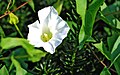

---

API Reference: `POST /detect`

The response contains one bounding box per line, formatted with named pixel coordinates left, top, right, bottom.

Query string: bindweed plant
left=0, top=0, right=120, bottom=75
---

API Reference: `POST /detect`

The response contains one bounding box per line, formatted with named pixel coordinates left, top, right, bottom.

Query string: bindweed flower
left=27, top=6, right=70, bottom=54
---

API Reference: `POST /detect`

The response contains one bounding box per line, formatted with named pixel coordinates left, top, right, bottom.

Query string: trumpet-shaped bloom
left=27, top=6, right=70, bottom=54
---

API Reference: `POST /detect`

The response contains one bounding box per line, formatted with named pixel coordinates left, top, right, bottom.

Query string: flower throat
left=41, top=27, right=52, bottom=42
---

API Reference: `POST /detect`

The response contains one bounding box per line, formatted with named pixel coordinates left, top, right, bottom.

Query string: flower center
left=41, top=28, right=52, bottom=42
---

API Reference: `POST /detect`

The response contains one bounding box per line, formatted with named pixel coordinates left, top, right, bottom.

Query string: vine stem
left=87, top=44, right=107, bottom=67
left=87, top=44, right=117, bottom=73
left=6, top=0, right=12, bottom=10
left=0, top=55, right=29, bottom=60
left=0, top=0, right=31, bottom=19
left=14, top=24, right=24, bottom=38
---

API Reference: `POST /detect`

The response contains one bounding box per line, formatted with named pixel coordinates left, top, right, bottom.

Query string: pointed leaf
left=11, top=55, right=27, bottom=75
left=100, top=1, right=120, bottom=29
left=78, top=0, right=104, bottom=44
left=93, top=41, right=111, bottom=60
left=0, top=26, right=5, bottom=37
left=107, top=31, right=119, bottom=52
left=53, top=0, right=63, bottom=15
left=0, top=65, right=9, bottom=75
left=10, top=0, right=15, bottom=9
left=110, top=36, right=120, bottom=66
left=100, top=67, right=111, bottom=75
left=114, top=57, right=120, bottom=75
left=28, top=0, right=35, bottom=12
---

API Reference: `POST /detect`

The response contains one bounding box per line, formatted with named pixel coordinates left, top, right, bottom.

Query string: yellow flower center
left=41, top=27, right=52, bottom=42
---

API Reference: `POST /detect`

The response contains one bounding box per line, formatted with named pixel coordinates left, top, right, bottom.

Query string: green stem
left=0, top=55, right=29, bottom=60
left=14, top=24, right=24, bottom=38
left=95, top=10, right=120, bottom=22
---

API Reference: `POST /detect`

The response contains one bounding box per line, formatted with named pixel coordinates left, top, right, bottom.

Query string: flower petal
left=47, top=7, right=59, bottom=32
left=49, top=22, right=70, bottom=50
left=49, top=39, right=62, bottom=51
left=27, top=20, right=43, bottom=47
left=42, top=42, right=54, bottom=54
left=57, top=25, right=70, bottom=39
left=28, top=20, right=40, bottom=29
left=38, top=6, right=54, bottom=24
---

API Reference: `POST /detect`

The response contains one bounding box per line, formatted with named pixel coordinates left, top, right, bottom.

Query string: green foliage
left=9, top=0, right=15, bottom=9
left=0, top=0, right=120, bottom=74
left=100, top=67, right=111, bottom=75
left=53, top=0, right=63, bottom=15
left=78, top=0, right=104, bottom=47
left=23, top=0, right=35, bottom=12
left=11, top=55, right=27, bottom=75
left=0, top=66, right=9, bottom=75
left=1, top=37, right=47, bottom=62
left=94, top=41, right=111, bottom=60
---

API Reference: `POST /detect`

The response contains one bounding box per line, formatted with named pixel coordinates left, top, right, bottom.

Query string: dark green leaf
left=67, top=21, right=77, bottom=33
left=78, top=0, right=104, bottom=45
left=100, top=67, right=111, bottom=75
left=114, top=57, right=120, bottom=75
left=111, top=36, right=120, bottom=66
left=0, top=26, right=5, bottom=37
left=10, top=0, right=15, bottom=9
left=107, top=31, right=119, bottom=52
left=100, top=1, right=120, bottom=29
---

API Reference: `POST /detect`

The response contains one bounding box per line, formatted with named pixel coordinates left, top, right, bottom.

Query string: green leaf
left=0, top=26, right=5, bottom=37
left=76, top=0, right=87, bottom=48
left=86, top=36, right=96, bottom=42
left=1, top=37, right=34, bottom=57
left=114, top=57, right=120, bottom=75
left=110, top=36, right=120, bottom=66
left=0, top=65, right=9, bottom=75
left=28, top=0, right=35, bottom=12
left=99, top=1, right=120, bottom=29
left=9, top=13, right=19, bottom=25
left=22, top=0, right=35, bottom=12
left=53, top=0, right=63, bottom=15
left=9, top=0, right=15, bottom=9
left=93, top=41, right=111, bottom=60
left=11, top=48, right=28, bottom=69
left=28, top=49, right=47, bottom=62
left=100, top=67, right=111, bottom=75
left=11, top=55, right=27, bottom=75
left=67, top=21, right=77, bottom=33
left=78, top=0, right=104, bottom=45
left=107, top=31, right=119, bottom=52
left=84, top=0, right=104, bottom=35
left=1, top=37, right=47, bottom=62
left=76, top=0, right=87, bottom=19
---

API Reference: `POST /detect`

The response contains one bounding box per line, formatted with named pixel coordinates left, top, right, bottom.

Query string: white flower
left=27, top=6, right=70, bottom=54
